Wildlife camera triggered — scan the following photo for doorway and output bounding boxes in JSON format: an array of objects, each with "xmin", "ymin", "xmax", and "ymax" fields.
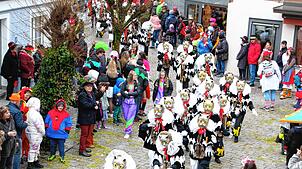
[
  {"xmin": 248, "ymin": 18, "xmax": 283, "ymax": 60},
  {"xmin": 295, "ymin": 26, "xmax": 302, "ymax": 65}
]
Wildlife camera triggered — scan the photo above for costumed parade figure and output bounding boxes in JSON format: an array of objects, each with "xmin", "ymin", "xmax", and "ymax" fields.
[
  {"xmin": 103, "ymin": 149, "xmax": 136, "ymax": 169},
  {"xmin": 216, "ymin": 94, "xmax": 232, "ymax": 136},
  {"xmin": 175, "ymin": 41, "xmax": 196, "ymax": 91},
  {"xmin": 174, "ymin": 89, "xmax": 193, "ymax": 151},
  {"xmin": 188, "ymin": 98, "xmax": 222, "ymax": 169},
  {"xmin": 152, "ymin": 130, "xmax": 185, "ymax": 169},
  {"xmin": 229, "ymin": 80, "xmax": 258, "ymax": 142},
  {"xmin": 195, "ymin": 53, "xmax": 216, "ymax": 78},
  {"xmin": 157, "ymin": 40, "xmax": 174, "ymax": 76},
  {"xmin": 196, "ymin": 78, "xmax": 220, "ymax": 101},
  {"xmin": 219, "ymin": 72, "xmax": 237, "ymax": 96}
]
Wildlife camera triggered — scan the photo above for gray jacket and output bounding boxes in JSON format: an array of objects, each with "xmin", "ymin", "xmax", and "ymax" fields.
[
  {"xmin": 216, "ymin": 38, "xmax": 229, "ymax": 61},
  {"xmin": 236, "ymin": 43, "xmax": 249, "ymax": 69},
  {"xmin": 288, "ymin": 154, "xmax": 302, "ymax": 169}
]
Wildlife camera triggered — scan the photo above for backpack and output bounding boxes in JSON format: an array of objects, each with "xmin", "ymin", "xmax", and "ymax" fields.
[{"xmin": 262, "ymin": 61, "xmax": 275, "ymax": 78}]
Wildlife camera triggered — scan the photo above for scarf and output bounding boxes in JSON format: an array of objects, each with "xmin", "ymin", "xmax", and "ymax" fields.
[
  {"xmin": 238, "ymin": 91, "xmax": 243, "ymax": 103},
  {"xmin": 154, "ymin": 118, "xmax": 165, "ymax": 132},
  {"xmin": 205, "ymin": 62, "xmax": 211, "ymax": 76},
  {"xmin": 224, "ymin": 82, "xmax": 230, "ymax": 93},
  {"xmin": 219, "ymin": 108, "xmax": 224, "ymax": 121}
]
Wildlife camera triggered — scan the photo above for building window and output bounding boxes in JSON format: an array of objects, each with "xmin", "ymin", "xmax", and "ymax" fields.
[{"xmin": 31, "ymin": 16, "xmax": 44, "ymax": 46}]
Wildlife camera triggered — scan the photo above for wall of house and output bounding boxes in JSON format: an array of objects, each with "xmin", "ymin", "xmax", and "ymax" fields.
[
  {"xmin": 164, "ymin": 0, "xmax": 186, "ymax": 16},
  {"xmin": 226, "ymin": 0, "xmax": 295, "ymax": 75}
]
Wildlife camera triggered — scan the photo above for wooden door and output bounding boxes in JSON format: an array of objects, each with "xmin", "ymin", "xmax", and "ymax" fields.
[{"xmin": 296, "ymin": 27, "xmax": 302, "ymax": 65}]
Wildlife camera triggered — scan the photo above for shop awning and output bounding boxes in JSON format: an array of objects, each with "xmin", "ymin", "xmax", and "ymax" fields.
[
  {"xmin": 274, "ymin": 4, "xmax": 302, "ymax": 26},
  {"xmin": 273, "ymin": 4, "xmax": 302, "ymax": 17}
]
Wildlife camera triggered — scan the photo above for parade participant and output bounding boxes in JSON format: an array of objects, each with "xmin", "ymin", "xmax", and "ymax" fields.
[
  {"xmin": 229, "ymin": 80, "xmax": 258, "ymax": 142},
  {"xmin": 275, "ymin": 123, "xmax": 290, "ymax": 155},
  {"xmin": 281, "ymin": 47, "xmax": 296, "ymax": 99},
  {"xmin": 152, "ymin": 130, "xmax": 185, "ymax": 169},
  {"xmin": 195, "ymin": 53, "xmax": 216, "ymax": 78},
  {"xmin": 152, "ymin": 70, "xmax": 173, "ymax": 104},
  {"xmin": 25, "ymin": 97, "xmax": 45, "ymax": 169},
  {"xmin": 121, "ymin": 71, "xmax": 140, "ymax": 139},
  {"xmin": 103, "ymin": 149, "xmax": 136, "ymax": 169},
  {"xmin": 174, "ymin": 89, "xmax": 193, "ymax": 151},
  {"xmin": 157, "ymin": 38, "xmax": 173, "ymax": 76},
  {"xmin": 188, "ymin": 98, "xmax": 221, "ymax": 169},
  {"xmin": 45, "ymin": 99, "xmax": 72, "ymax": 164},
  {"xmin": 219, "ymin": 72, "xmax": 237, "ymax": 96},
  {"xmin": 236, "ymin": 36, "xmax": 249, "ymax": 80},
  {"xmin": 294, "ymin": 67, "xmax": 302, "ymax": 109},
  {"xmin": 191, "ymin": 70, "xmax": 208, "ymax": 93},
  {"xmin": 216, "ymin": 94, "xmax": 231, "ymax": 137},
  {"xmin": 257, "ymin": 53, "xmax": 281, "ymax": 111},
  {"xmin": 175, "ymin": 41, "xmax": 195, "ymax": 91},
  {"xmin": 197, "ymin": 78, "xmax": 220, "ymax": 100}
]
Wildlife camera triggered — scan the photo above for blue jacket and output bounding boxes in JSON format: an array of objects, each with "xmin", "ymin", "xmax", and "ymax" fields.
[
  {"xmin": 7, "ymin": 102, "xmax": 27, "ymax": 138},
  {"xmin": 197, "ymin": 39, "xmax": 213, "ymax": 55},
  {"xmin": 45, "ymin": 99, "xmax": 72, "ymax": 139},
  {"xmin": 165, "ymin": 14, "xmax": 177, "ymax": 32}
]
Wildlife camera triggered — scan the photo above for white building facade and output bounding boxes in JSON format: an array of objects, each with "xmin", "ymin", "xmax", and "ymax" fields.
[{"xmin": 226, "ymin": 0, "xmax": 301, "ymax": 75}]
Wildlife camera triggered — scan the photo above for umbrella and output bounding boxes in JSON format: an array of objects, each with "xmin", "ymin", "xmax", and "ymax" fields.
[
  {"xmin": 280, "ymin": 109, "xmax": 302, "ymax": 123},
  {"xmin": 95, "ymin": 41, "xmax": 109, "ymax": 51}
]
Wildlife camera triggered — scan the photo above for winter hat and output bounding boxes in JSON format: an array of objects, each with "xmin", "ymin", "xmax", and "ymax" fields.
[
  {"xmin": 136, "ymin": 58, "xmax": 144, "ymax": 66},
  {"xmin": 9, "ymin": 93, "xmax": 21, "ymax": 101},
  {"xmin": 210, "ymin": 18, "xmax": 216, "ymax": 23},
  {"xmin": 8, "ymin": 42, "xmax": 16, "ymax": 50},
  {"xmin": 240, "ymin": 36, "xmax": 248, "ymax": 43},
  {"xmin": 153, "ymin": 1, "xmax": 158, "ymax": 6},
  {"xmin": 169, "ymin": 10, "xmax": 174, "ymax": 15},
  {"xmin": 56, "ymin": 101, "xmax": 65, "ymax": 108},
  {"xmin": 219, "ymin": 31, "xmax": 225, "ymax": 39},
  {"xmin": 110, "ymin": 50, "xmax": 119, "ymax": 59},
  {"xmin": 173, "ymin": 6, "xmax": 178, "ymax": 11},
  {"xmin": 24, "ymin": 44, "xmax": 34, "ymax": 52}
]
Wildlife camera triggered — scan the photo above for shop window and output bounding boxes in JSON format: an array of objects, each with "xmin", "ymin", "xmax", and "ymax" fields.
[{"xmin": 187, "ymin": 4, "xmax": 199, "ymax": 23}]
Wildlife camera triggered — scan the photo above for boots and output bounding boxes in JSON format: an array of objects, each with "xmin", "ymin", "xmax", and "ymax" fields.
[
  {"xmin": 287, "ymin": 90, "xmax": 292, "ymax": 98},
  {"xmin": 280, "ymin": 89, "xmax": 287, "ymax": 99},
  {"xmin": 102, "ymin": 120, "xmax": 107, "ymax": 129},
  {"xmin": 27, "ymin": 162, "xmax": 34, "ymax": 169},
  {"xmin": 34, "ymin": 160, "xmax": 44, "ymax": 168}
]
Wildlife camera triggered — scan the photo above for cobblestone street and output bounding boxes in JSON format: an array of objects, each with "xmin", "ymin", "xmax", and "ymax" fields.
[{"xmin": 35, "ymin": 24, "xmax": 295, "ymax": 169}]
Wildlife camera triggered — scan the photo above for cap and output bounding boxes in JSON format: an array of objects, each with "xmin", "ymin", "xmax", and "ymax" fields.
[
  {"xmin": 56, "ymin": 101, "xmax": 65, "ymax": 107},
  {"xmin": 250, "ymin": 35, "xmax": 257, "ymax": 40},
  {"xmin": 9, "ymin": 93, "xmax": 21, "ymax": 101},
  {"xmin": 24, "ymin": 44, "xmax": 34, "ymax": 52},
  {"xmin": 188, "ymin": 15, "xmax": 194, "ymax": 20},
  {"xmin": 240, "ymin": 36, "xmax": 248, "ymax": 42},
  {"xmin": 8, "ymin": 42, "xmax": 16, "ymax": 50}
]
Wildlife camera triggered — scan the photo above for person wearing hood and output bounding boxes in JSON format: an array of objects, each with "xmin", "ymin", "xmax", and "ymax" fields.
[
  {"xmin": 45, "ymin": 99, "xmax": 72, "ymax": 164},
  {"xmin": 25, "ymin": 97, "xmax": 45, "ymax": 169},
  {"xmin": 197, "ymin": 33, "xmax": 213, "ymax": 55},
  {"xmin": 0, "ymin": 42, "xmax": 19, "ymax": 100},
  {"xmin": 113, "ymin": 77, "xmax": 125, "ymax": 125},
  {"xmin": 215, "ymin": 31, "xmax": 228, "ymax": 77}
]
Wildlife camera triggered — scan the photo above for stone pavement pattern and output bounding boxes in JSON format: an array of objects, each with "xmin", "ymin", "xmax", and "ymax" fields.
[{"xmin": 14, "ymin": 19, "xmax": 293, "ymax": 169}]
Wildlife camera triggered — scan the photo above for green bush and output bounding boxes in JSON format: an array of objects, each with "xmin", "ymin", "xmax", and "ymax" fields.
[{"xmin": 33, "ymin": 45, "xmax": 76, "ymax": 114}]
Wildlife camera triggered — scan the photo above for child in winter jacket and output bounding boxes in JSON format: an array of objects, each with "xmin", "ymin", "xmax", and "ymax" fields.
[
  {"xmin": 113, "ymin": 77, "xmax": 125, "ymax": 125},
  {"xmin": 45, "ymin": 99, "xmax": 72, "ymax": 163},
  {"xmin": 25, "ymin": 97, "xmax": 45, "ymax": 169}
]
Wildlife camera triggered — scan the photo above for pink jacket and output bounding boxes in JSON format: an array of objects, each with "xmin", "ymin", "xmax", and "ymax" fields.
[
  {"xmin": 150, "ymin": 15, "xmax": 161, "ymax": 30},
  {"xmin": 143, "ymin": 59, "xmax": 150, "ymax": 72}
]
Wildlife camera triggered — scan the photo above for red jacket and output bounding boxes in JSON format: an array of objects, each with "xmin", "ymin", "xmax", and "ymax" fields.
[
  {"xmin": 19, "ymin": 50, "xmax": 34, "ymax": 79},
  {"xmin": 247, "ymin": 42, "xmax": 261, "ymax": 65}
]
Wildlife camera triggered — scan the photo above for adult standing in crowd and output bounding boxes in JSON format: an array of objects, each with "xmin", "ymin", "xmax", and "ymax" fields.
[
  {"xmin": 19, "ymin": 45, "xmax": 35, "ymax": 88},
  {"xmin": 159, "ymin": 4, "xmax": 169, "ymax": 37},
  {"xmin": 286, "ymin": 124, "xmax": 302, "ymax": 166},
  {"xmin": 215, "ymin": 31, "xmax": 228, "ymax": 77},
  {"xmin": 1, "ymin": 42, "xmax": 19, "ymax": 100},
  {"xmin": 247, "ymin": 35, "xmax": 261, "ymax": 87},
  {"xmin": 7, "ymin": 93, "xmax": 28, "ymax": 169},
  {"xmin": 0, "ymin": 106, "xmax": 17, "ymax": 169},
  {"xmin": 77, "ymin": 81, "xmax": 98, "ymax": 157},
  {"xmin": 165, "ymin": 10, "xmax": 178, "ymax": 46},
  {"xmin": 277, "ymin": 40, "xmax": 288, "ymax": 90},
  {"xmin": 236, "ymin": 36, "xmax": 249, "ymax": 80},
  {"xmin": 280, "ymin": 47, "xmax": 296, "ymax": 100},
  {"xmin": 150, "ymin": 12, "xmax": 161, "ymax": 48},
  {"xmin": 121, "ymin": 71, "xmax": 140, "ymax": 139}
]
